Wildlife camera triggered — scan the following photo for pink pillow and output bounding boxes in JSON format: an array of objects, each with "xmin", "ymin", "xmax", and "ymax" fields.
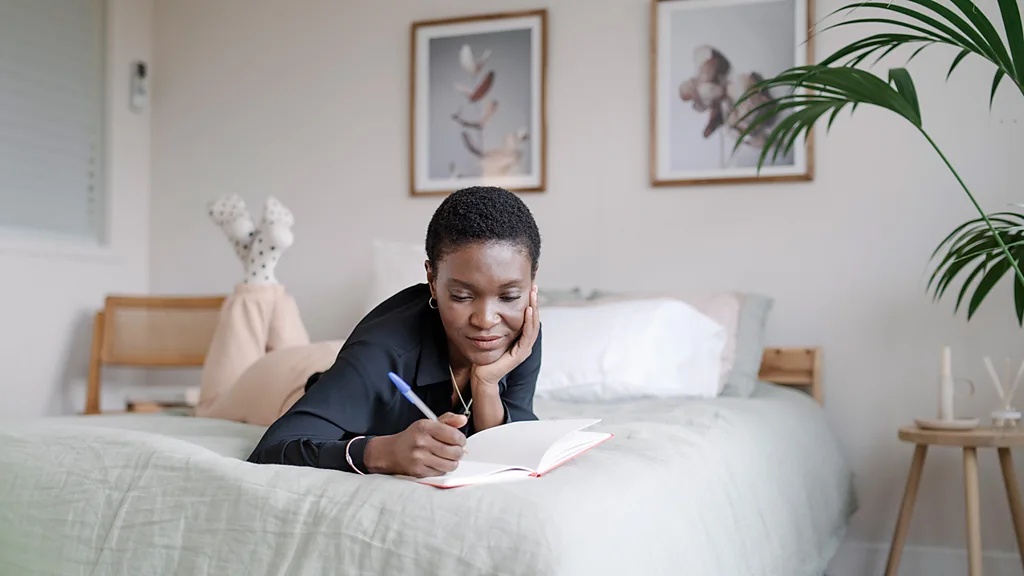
[{"xmin": 201, "ymin": 340, "xmax": 344, "ymax": 426}]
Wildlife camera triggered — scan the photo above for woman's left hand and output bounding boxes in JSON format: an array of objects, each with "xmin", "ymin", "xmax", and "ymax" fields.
[{"xmin": 471, "ymin": 284, "xmax": 540, "ymax": 388}]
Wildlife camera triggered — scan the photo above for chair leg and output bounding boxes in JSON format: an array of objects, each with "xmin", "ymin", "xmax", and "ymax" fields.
[
  {"xmin": 963, "ymin": 447, "xmax": 983, "ymax": 576},
  {"xmin": 997, "ymin": 448, "xmax": 1024, "ymax": 573},
  {"xmin": 885, "ymin": 444, "xmax": 928, "ymax": 576},
  {"xmin": 85, "ymin": 310, "xmax": 105, "ymax": 415}
]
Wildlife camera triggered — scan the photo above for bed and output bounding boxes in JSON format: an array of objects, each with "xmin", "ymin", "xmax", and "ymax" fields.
[{"xmin": 0, "ymin": 346, "xmax": 856, "ymax": 576}]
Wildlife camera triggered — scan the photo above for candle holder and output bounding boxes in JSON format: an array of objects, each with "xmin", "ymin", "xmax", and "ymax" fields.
[{"xmin": 916, "ymin": 345, "xmax": 979, "ymax": 431}]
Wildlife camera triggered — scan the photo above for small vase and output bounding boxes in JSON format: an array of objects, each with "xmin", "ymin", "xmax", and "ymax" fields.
[
  {"xmin": 983, "ymin": 356, "xmax": 1024, "ymax": 430},
  {"xmin": 992, "ymin": 405, "xmax": 1022, "ymax": 429}
]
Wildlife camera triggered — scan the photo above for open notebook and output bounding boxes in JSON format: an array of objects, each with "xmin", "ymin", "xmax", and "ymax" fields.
[{"xmin": 405, "ymin": 418, "xmax": 611, "ymax": 488}]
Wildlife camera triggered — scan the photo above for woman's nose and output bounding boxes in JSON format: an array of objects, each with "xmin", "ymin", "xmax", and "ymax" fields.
[{"xmin": 470, "ymin": 302, "xmax": 500, "ymax": 329}]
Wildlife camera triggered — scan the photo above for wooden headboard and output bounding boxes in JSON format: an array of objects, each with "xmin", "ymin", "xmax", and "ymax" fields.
[{"xmin": 758, "ymin": 347, "xmax": 822, "ymax": 404}]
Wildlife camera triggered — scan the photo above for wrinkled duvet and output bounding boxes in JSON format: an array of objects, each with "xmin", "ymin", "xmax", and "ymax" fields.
[{"xmin": 0, "ymin": 382, "xmax": 856, "ymax": 576}]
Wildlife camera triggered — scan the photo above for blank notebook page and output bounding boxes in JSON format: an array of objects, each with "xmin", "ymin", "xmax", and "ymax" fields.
[
  {"xmin": 465, "ymin": 418, "xmax": 601, "ymax": 470},
  {"xmin": 538, "ymin": 431, "xmax": 610, "ymax": 472}
]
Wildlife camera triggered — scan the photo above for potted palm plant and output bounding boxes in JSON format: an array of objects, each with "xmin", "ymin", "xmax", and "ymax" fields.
[{"xmin": 733, "ymin": 0, "xmax": 1024, "ymax": 324}]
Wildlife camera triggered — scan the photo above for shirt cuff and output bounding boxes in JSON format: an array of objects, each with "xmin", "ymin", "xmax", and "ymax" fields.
[{"xmin": 319, "ymin": 436, "xmax": 373, "ymax": 474}]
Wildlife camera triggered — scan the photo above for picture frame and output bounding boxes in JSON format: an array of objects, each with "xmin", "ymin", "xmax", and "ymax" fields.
[
  {"xmin": 410, "ymin": 9, "xmax": 547, "ymax": 196},
  {"xmin": 649, "ymin": 0, "xmax": 815, "ymax": 187}
]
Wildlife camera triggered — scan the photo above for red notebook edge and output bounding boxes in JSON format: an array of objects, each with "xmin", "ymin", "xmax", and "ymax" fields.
[{"xmin": 530, "ymin": 432, "xmax": 614, "ymax": 477}]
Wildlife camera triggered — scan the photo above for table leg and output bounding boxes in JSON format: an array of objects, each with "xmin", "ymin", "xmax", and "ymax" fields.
[
  {"xmin": 885, "ymin": 444, "xmax": 928, "ymax": 576},
  {"xmin": 997, "ymin": 448, "xmax": 1024, "ymax": 572},
  {"xmin": 963, "ymin": 446, "xmax": 983, "ymax": 576}
]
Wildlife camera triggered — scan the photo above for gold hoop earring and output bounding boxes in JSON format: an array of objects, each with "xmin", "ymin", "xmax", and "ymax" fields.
[{"xmin": 428, "ymin": 296, "xmax": 438, "ymax": 309}]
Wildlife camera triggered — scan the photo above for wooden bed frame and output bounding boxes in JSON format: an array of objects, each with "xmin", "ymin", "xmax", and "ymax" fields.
[
  {"xmin": 758, "ymin": 347, "xmax": 823, "ymax": 405},
  {"xmin": 86, "ymin": 296, "xmax": 227, "ymax": 414},
  {"xmin": 86, "ymin": 296, "xmax": 825, "ymax": 414}
]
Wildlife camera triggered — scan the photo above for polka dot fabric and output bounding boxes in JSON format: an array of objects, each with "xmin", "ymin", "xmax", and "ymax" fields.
[
  {"xmin": 261, "ymin": 196, "xmax": 294, "ymax": 229},
  {"xmin": 208, "ymin": 194, "xmax": 294, "ymax": 285},
  {"xmin": 208, "ymin": 193, "xmax": 257, "ymax": 263}
]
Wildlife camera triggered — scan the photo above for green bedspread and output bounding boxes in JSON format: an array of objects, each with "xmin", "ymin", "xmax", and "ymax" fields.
[{"xmin": 0, "ymin": 382, "xmax": 856, "ymax": 576}]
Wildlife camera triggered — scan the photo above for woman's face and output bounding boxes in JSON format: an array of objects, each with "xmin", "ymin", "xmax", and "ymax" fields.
[{"xmin": 427, "ymin": 241, "xmax": 534, "ymax": 369}]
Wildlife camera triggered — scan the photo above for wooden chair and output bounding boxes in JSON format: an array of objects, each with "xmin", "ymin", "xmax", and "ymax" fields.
[{"xmin": 85, "ymin": 295, "xmax": 226, "ymax": 414}]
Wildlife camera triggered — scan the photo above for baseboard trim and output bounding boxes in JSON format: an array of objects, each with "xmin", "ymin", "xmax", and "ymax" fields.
[{"xmin": 828, "ymin": 540, "xmax": 1021, "ymax": 576}]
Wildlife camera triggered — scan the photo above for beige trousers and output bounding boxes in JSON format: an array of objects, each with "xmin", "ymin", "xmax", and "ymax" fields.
[{"xmin": 197, "ymin": 284, "xmax": 343, "ymax": 426}]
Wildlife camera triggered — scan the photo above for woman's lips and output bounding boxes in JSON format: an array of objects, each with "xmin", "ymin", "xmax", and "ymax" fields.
[{"xmin": 467, "ymin": 335, "xmax": 505, "ymax": 351}]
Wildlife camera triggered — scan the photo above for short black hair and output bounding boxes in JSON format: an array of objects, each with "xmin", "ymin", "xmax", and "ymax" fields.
[{"xmin": 425, "ymin": 186, "xmax": 541, "ymax": 276}]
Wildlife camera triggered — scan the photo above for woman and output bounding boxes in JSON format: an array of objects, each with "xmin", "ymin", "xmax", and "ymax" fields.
[{"xmin": 246, "ymin": 186, "xmax": 543, "ymax": 478}]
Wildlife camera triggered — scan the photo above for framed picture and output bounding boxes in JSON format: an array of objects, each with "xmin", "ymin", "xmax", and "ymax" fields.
[
  {"xmin": 410, "ymin": 10, "xmax": 547, "ymax": 196},
  {"xmin": 650, "ymin": 0, "xmax": 815, "ymax": 186}
]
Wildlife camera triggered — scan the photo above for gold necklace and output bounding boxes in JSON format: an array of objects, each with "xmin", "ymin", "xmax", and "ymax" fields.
[{"xmin": 449, "ymin": 364, "xmax": 472, "ymax": 418}]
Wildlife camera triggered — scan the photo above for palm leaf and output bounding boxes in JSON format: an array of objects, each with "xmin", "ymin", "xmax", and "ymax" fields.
[
  {"xmin": 991, "ymin": 69, "xmax": 1006, "ymax": 107},
  {"xmin": 969, "ymin": 257, "xmax": 1012, "ymax": 318},
  {"xmin": 888, "ymin": 68, "xmax": 921, "ymax": 116},
  {"xmin": 822, "ymin": 2, "xmax": 983, "ymax": 57},
  {"xmin": 930, "ymin": 212, "xmax": 1024, "ymax": 259},
  {"xmin": 1015, "ymin": 261, "xmax": 1024, "ymax": 325},
  {"xmin": 929, "ymin": 214, "xmax": 1023, "ymax": 269},
  {"xmin": 927, "ymin": 209, "xmax": 1024, "ymax": 324},
  {"xmin": 998, "ymin": 0, "xmax": 1024, "ymax": 81},
  {"xmin": 933, "ymin": 236, "xmax": 997, "ymax": 299},
  {"xmin": 818, "ymin": 0, "xmax": 1022, "ymax": 97},
  {"xmin": 728, "ymin": 0, "xmax": 1024, "ymax": 324},
  {"xmin": 947, "ymin": 48, "xmax": 972, "ymax": 79},
  {"xmin": 948, "ymin": 0, "xmax": 1013, "ymax": 68},
  {"xmin": 732, "ymin": 66, "xmax": 924, "ymax": 155},
  {"xmin": 955, "ymin": 253, "xmax": 993, "ymax": 313}
]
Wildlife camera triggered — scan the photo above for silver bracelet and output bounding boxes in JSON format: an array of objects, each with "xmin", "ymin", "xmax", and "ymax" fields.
[{"xmin": 345, "ymin": 436, "xmax": 367, "ymax": 475}]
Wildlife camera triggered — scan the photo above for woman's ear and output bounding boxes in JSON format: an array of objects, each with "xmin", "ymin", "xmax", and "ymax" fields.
[{"xmin": 424, "ymin": 260, "xmax": 435, "ymax": 295}]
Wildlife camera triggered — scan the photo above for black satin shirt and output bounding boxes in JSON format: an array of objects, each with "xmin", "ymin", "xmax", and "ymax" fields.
[{"xmin": 246, "ymin": 283, "xmax": 542, "ymax": 474}]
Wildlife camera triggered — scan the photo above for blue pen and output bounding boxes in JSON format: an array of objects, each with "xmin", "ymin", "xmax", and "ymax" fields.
[{"xmin": 388, "ymin": 372, "xmax": 439, "ymax": 422}]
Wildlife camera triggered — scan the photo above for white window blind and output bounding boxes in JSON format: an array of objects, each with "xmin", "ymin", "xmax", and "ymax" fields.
[{"xmin": 0, "ymin": 0, "xmax": 106, "ymax": 243}]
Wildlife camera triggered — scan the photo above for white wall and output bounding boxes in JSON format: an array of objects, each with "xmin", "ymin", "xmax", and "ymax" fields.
[
  {"xmin": 149, "ymin": 0, "xmax": 1024, "ymax": 568},
  {"xmin": 0, "ymin": 0, "xmax": 153, "ymax": 419}
]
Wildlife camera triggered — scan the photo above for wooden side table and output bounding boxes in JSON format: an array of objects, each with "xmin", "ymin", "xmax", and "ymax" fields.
[{"xmin": 885, "ymin": 426, "xmax": 1024, "ymax": 575}]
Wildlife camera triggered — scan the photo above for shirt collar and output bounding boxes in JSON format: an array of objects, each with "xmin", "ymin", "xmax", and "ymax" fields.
[{"xmin": 414, "ymin": 305, "xmax": 453, "ymax": 387}]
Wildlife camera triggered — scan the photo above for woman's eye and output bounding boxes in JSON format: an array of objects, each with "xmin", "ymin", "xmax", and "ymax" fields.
[
  {"xmin": 500, "ymin": 295, "xmax": 522, "ymax": 302},
  {"xmin": 449, "ymin": 294, "xmax": 472, "ymax": 302}
]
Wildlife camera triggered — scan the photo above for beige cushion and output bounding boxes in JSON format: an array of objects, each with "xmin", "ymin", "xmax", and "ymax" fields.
[
  {"xmin": 365, "ymin": 238, "xmax": 426, "ymax": 315},
  {"xmin": 201, "ymin": 339, "xmax": 344, "ymax": 426}
]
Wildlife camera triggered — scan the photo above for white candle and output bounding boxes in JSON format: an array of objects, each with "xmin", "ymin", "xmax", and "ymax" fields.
[{"xmin": 940, "ymin": 345, "xmax": 954, "ymax": 420}]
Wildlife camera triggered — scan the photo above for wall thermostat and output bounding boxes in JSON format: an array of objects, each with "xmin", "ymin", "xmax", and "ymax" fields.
[{"xmin": 130, "ymin": 61, "xmax": 149, "ymax": 113}]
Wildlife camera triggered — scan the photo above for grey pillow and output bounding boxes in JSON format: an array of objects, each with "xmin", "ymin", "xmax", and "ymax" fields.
[
  {"xmin": 720, "ymin": 293, "xmax": 774, "ymax": 397},
  {"xmin": 537, "ymin": 287, "xmax": 588, "ymax": 305}
]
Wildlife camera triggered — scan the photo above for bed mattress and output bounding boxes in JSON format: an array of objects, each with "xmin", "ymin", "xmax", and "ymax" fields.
[{"xmin": 0, "ymin": 382, "xmax": 856, "ymax": 576}]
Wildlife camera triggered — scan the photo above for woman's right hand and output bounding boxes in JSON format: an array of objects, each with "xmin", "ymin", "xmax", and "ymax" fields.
[{"xmin": 363, "ymin": 413, "xmax": 468, "ymax": 477}]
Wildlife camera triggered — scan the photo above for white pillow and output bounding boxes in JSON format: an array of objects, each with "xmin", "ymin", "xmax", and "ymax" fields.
[
  {"xmin": 585, "ymin": 290, "xmax": 772, "ymax": 397},
  {"xmin": 365, "ymin": 238, "xmax": 427, "ymax": 314},
  {"xmin": 535, "ymin": 298, "xmax": 727, "ymax": 402}
]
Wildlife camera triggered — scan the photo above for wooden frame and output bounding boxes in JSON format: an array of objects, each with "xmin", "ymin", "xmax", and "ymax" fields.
[
  {"xmin": 758, "ymin": 346, "xmax": 823, "ymax": 404},
  {"xmin": 84, "ymin": 296, "xmax": 823, "ymax": 413},
  {"xmin": 649, "ymin": 0, "xmax": 815, "ymax": 187},
  {"xmin": 85, "ymin": 295, "xmax": 226, "ymax": 415},
  {"xmin": 409, "ymin": 9, "xmax": 548, "ymax": 196}
]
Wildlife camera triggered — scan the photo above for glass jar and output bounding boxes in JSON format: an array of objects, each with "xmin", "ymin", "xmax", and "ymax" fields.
[{"xmin": 992, "ymin": 408, "xmax": 1022, "ymax": 429}]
